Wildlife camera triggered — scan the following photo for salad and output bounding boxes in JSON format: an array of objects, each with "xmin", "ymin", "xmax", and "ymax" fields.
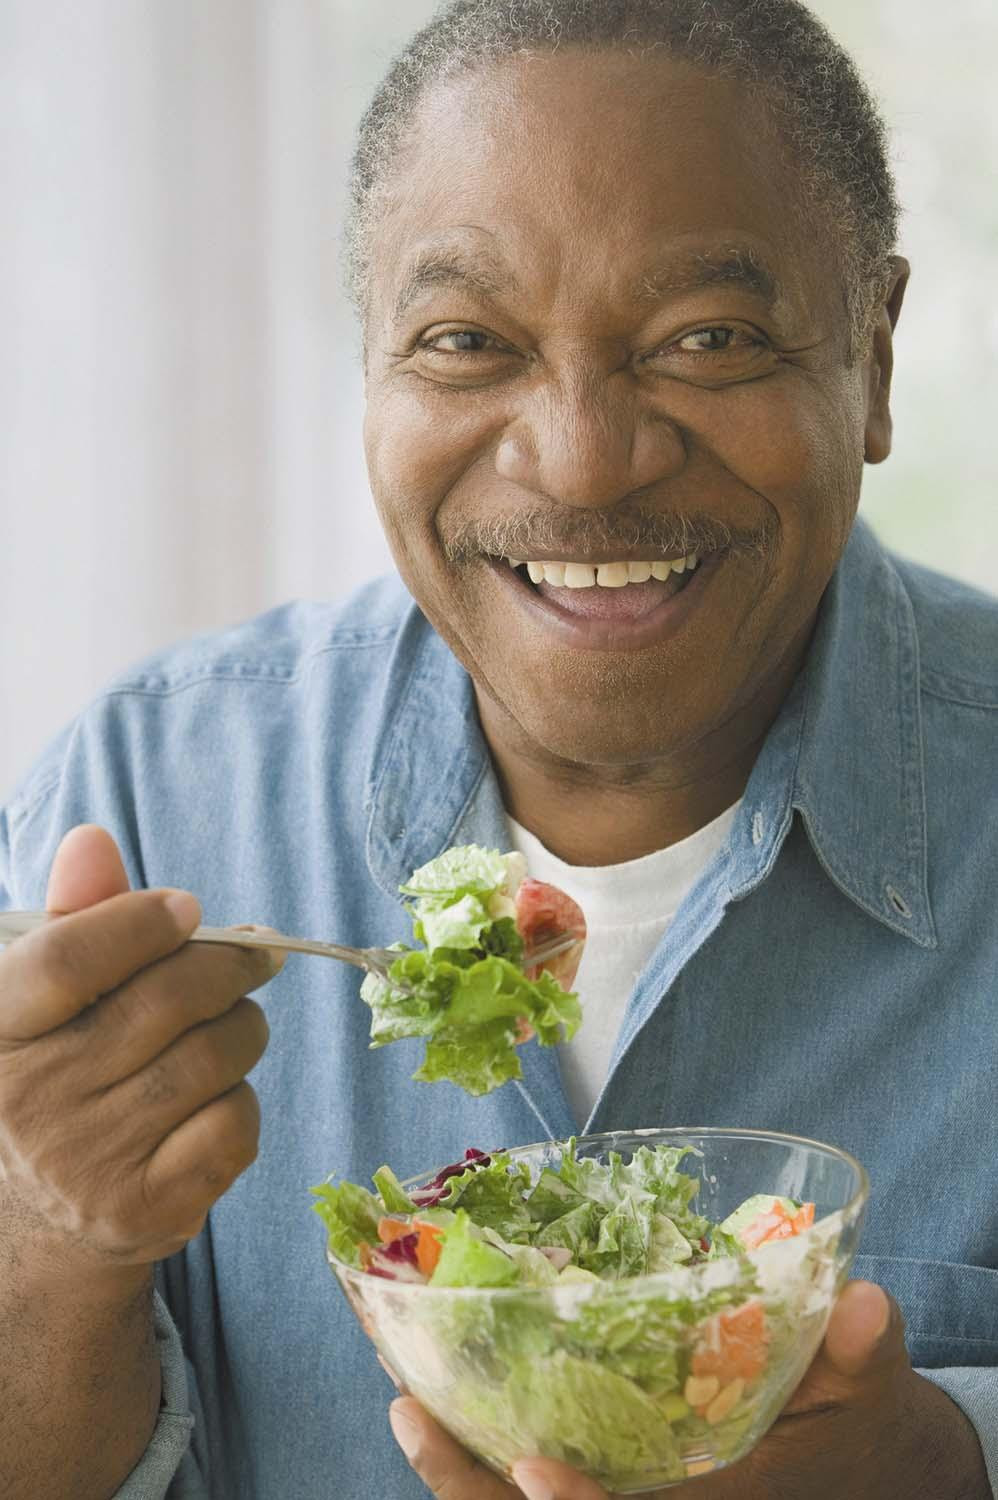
[
  {"xmin": 314, "ymin": 1140, "xmax": 820, "ymax": 1484},
  {"xmin": 360, "ymin": 844, "xmax": 586, "ymax": 1095}
]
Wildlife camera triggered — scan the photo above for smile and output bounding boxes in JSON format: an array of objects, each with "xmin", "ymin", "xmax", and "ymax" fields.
[{"xmin": 489, "ymin": 550, "xmax": 720, "ymax": 651}]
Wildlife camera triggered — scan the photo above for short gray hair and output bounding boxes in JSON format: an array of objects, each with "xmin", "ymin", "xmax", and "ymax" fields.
[{"xmin": 346, "ymin": 0, "xmax": 901, "ymax": 360}]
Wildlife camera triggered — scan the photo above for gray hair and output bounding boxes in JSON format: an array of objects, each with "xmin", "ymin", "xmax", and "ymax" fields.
[{"xmin": 345, "ymin": 0, "xmax": 901, "ymax": 360}]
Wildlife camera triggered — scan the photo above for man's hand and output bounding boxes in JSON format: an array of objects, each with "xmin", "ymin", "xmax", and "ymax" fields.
[
  {"xmin": 0, "ymin": 822, "xmax": 284, "ymax": 1281},
  {"xmin": 388, "ymin": 1280, "xmax": 991, "ymax": 1500}
]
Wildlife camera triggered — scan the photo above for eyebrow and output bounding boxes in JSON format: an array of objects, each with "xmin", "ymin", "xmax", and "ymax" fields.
[
  {"xmin": 390, "ymin": 241, "xmax": 781, "ymax": 324},
  {"xmin": 635, "ymin": 247, "xmax": 781, "ymax": 306},
  {"xmin": 391, "ymin": 248, "xmax": 518, "ymax": 324}
]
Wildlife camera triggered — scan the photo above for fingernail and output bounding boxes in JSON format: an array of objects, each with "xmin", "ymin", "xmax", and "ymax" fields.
[
  {"xmin": 512, "ymin": 1467, "xmax": 557, "ymax": 1500},
  {"xmin": 389, "ymin": 1403, "xmax": 422, "ymax": 1462},
  {"xmin": 164, "ymin": 890, "xmax": 201, "ymax": 932}
]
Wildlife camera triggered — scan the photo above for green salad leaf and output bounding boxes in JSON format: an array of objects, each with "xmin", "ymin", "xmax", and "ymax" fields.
[
  {"xmin": 460, "ymin": 1349, "xmax": 686, "ymax": 1487},
  {"xmin": 357, "ymin": 844, "xmax": 581, "ymax": 1096},
  {"xmin": 363, "ymin": 947, "xmax": 581, "ymax": 1097},
  {"xmin": 310, "ymin": 1180, "xmax": 381, "ymax": 1268},
  {"xmin": 432, "ymin": 1152, "xmax": 534, "ymax": 1239},
  {"xmin": 399, "ymin": 845, "xmax": 512, "ymax": 901},
  {"xmin": 372, "ymin": 1164, "xmax": 416, "ymax": 1215},
  {"xmin": 430, "ymin": 1210, "xmax": 520, "ymax": 1288}
]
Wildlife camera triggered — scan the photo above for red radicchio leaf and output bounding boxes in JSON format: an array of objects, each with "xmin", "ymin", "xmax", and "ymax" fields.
[{"xmin": 409, "ymin": 1147, "xmax": 494, "ymax": 1208}]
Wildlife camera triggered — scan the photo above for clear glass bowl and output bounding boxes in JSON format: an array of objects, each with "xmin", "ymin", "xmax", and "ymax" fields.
[{"xmin": 326, "ymin": 1127, "xmax": 869, "ymax": 1492}]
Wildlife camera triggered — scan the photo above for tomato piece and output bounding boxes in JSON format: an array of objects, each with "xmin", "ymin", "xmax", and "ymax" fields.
[
  {"xmin": 739, "ymin": 1199, "xmax": 816, "ymax": 1248},
  {"xmin": 514, "ymin": 878, "xmax": 587, "ymax": 989},
  {"xmin": 692, "ymin": 1299, "xmax": 769, "ymax": 1384},
  {"xmin": 413, "ymin": 1219, "xmax": 445, "ymax": 1277},
  {"xmin": 376, "ymin": 1217, "xmax": 412, "ymax": 1246}
]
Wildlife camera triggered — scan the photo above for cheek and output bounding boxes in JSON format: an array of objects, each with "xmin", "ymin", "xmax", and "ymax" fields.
[
  {"xmin": 364, "ymin": 384, "xmax": 500, "ymax": 527},
  {"xmin": 713, "ymin": 375, "xmax": 864, "ymax": 503}
]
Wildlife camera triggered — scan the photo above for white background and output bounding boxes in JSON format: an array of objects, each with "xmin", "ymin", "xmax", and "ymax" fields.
[{"xmin": 2, "ymin": 0, "xmax": 996, "ymax": 798}]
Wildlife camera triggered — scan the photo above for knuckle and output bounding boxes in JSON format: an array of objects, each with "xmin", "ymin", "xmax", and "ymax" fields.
[
  {"xmin": 34, "ymin": 926, "xmax": 97, "ymax": 1007},
  {"xmin": 138, "ymin": 1059, "xmax": 180, "ymax": 1106}
]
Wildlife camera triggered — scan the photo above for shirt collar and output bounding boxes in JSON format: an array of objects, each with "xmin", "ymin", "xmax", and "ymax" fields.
[
  {"xmin": 729, "ymin": 517, "xmax": 937, "ymax": 948},
  {"xmin": 365, "ymin": 517, "xmax": 936, "ymax": 948}
]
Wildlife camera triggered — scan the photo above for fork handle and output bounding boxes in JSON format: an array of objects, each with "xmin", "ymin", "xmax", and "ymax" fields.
[{"xmin": 0, "ymin": 912, "xmax": 373, "ymax": 971}]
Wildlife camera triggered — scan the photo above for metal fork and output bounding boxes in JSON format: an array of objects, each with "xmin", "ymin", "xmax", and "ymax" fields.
[{"xmin": 0, "ymin": 911, "xmax": 579, "ymax": 989}]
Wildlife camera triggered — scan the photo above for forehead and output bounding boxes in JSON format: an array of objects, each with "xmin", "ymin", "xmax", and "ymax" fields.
[{"xmin": 374, "ymin": 49, "xmax": 826, "ymax": 324}]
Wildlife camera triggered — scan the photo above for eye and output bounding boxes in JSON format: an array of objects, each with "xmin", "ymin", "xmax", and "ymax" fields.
[
  {"xmin": 417, "ymin": 328, "xmax": 505, "ymax": 356},
  {"xmin": 676, "ymin": 326, "xmax": 753, "ymax": 354}
]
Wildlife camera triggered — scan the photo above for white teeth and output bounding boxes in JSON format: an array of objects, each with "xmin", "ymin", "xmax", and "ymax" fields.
[
  {"xmin": 513, "ymin": 554, "xmax": 700, "ymax": 587},
  {"xmin": 508, "ymin": 557, "xmax": 523, "ymax": 569}
]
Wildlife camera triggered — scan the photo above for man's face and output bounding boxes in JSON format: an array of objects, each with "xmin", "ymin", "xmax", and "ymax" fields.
[{"xmin": 363, "ymin": 50, "xmax": 892, "ymax": 771}]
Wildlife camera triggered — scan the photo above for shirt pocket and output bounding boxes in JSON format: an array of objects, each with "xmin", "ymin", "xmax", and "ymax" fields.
[{"xmin": 851, "ymin": 1254, "xmax": 998, "ymax": 1370}]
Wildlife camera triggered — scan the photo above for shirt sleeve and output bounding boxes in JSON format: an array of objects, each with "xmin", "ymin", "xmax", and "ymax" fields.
[
  {"xmin": 112, "ymin": 1291, "xmax": 207, "ymax": 1499},
  {"xmin": 917, "ymin": 1366, "xmax": 998, "ymax": 1499}
]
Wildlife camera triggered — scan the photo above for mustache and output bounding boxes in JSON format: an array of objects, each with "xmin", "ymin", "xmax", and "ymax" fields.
[{"xmin": 442, "ymin": 506, "xmax": 778, "ymax": 563}]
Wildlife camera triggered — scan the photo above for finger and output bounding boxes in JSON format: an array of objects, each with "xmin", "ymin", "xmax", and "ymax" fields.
[
  {"xmin": 45, "ymin": 824, "xmax": 131, "ymax": 910},
  {"xmin": 822, "ymin": 1280, "xmax": 899, "ymax": 1379},
  {"xmin": 0, "ymin": 888, "xmax": 202, "ymax": 1040},
  {"xmin": 110, "ymin": 995, "xmax": 270, "ymax": 1146},
  {"xmin": 61, "ymin": 939, "xmax": 282, "ymax": 1086},
  {"xmin": 782, "ymin": 1280, "xmax": 903, "ymax": 1415},
  {"xmin": 512, "ymin": 1457, "xmax": 609, "ymax": 1500},
  {"xmin": 388, "ymin": 1398, "xmax": 511, "ymax": 1499},
  {"xmin": 141, "ymin": 1079, "xmax": 262, "ymax": 1228}
]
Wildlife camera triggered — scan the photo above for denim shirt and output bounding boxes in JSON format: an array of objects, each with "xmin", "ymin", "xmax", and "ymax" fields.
[{"xmin": 2, "ymin": 517, "xmax": 997, "ymax": 1499}]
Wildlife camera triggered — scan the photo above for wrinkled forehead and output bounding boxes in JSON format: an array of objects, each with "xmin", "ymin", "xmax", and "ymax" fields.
[{"xmin": 369, "ymin": 49, "xmax": 831, "ymax": 329}]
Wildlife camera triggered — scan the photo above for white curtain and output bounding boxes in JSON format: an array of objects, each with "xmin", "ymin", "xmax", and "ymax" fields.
[{"xmin": 2, "ymin": 0, "xmax": 996, "ymax": 797}]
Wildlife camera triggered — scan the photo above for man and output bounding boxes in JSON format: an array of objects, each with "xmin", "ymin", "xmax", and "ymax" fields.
[{"xmin": 1, "ymin": 1, "xmax": 996, "ymax": 1496}]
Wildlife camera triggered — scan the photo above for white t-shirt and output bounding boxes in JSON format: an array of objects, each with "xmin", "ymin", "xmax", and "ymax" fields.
[{"xmin": 505, "ymin": 801, "xmax": 741, "ymax": 1127}]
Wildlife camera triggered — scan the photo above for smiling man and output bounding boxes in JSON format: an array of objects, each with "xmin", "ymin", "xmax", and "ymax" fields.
[{"xmin": 1, "ymin": 2, "xmax": 997, "ymax": 1499}]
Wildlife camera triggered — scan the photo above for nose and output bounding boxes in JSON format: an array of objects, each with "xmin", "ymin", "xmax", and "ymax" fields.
[{"xmin": 494, "ymin": 365, "xmax": 686, "ymax": 507}]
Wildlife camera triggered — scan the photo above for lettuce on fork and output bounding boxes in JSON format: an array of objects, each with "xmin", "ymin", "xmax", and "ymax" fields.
[{"xmin": 359, "ymin": 844, "xmax": 585, "ymax": 1095}]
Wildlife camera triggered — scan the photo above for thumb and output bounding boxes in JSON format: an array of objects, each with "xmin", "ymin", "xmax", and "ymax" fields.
[
  {"xmin": 822, "ymin": 1280, "xmax": 896, "ymax": 1379},
  {"xmin": 785, "ymin": 1279, "xmax": 901, "ymax": 1418},
  {"xmin": 46, "ymin": 824, "xmax": 132, "ymax": 913}
]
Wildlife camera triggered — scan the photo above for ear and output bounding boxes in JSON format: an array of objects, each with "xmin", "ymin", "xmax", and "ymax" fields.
[{"xmin": 864, "ymin": 256, "xmax": 910, "ymax": 465}]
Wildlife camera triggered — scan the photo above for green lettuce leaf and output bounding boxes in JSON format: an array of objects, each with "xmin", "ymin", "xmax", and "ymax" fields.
[
  {"xmin": 367, "ymin": 950, "xmax": 580, "ymax": 1097},
  {"xmin": 432, "ymin": 1152, "xmax": 533, "ymax": 1239},
  {"xmin": 372, "ymin": 1164, "xmax": 416, "ymax": 1215},
  {"xmin": 525, "ymin": 1166, "xmax": 589, "ymax": 1226},
  {"xmin": 462, "ymin": 1349, "xmax": 685, "ymax": 1487},
  {"xmin": 310, "ymin": 1180, "xmax": 381, "ymax": 1267},
  {"xmin": 415, "ymin": 1029, "xmax": 525, "ymax": 1095},
  {"xmin": 400, "ymin": 845, "xmax": 510, "ymax": 901},
  {"xmin": 533, "ymin": 1200, "xmax": 601, "ymax": 1259},
  {"xmin": 429, "ymin": 1210, "xmax": 521, "ymax": 1288},
  {"xmin": 413, "ymin": 892, "xmax": 492, "ymax": 952}
]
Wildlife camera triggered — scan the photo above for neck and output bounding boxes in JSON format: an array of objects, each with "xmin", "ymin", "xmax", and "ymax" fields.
[{"xmin": 476, "ymin": 645, "xmax": 810, "ymax": 867}]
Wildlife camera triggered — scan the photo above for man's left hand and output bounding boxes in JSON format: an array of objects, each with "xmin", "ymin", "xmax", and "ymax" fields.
[{"xmin": 388, "ymin": 1280, "xmax": 991, "ymax": 1499}]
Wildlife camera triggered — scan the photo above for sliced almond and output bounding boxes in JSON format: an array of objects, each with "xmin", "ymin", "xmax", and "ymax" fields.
[
  {"xmin": 683, "ymin": 1374, "xmax": 721, "ymax": 1407},
  {"xmin": 705, "ymin": 1377, "xmax": 746, "ymax": 1425}
]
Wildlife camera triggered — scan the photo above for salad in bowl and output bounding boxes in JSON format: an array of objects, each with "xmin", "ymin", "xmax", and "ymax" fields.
[{"xmin": 314, "ymin": 1128, "xmax": 869, "ymax": 1491}]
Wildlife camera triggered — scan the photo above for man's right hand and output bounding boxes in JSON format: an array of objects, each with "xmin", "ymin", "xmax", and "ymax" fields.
[{"xmin": 0, "ymin": 822, "xmax": 284, "ymax": 1277}]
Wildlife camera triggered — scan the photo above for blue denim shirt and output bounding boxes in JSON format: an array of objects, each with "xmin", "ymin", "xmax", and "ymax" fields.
[{"xmin": 3, "ymin": 517, "xmax": 998, "ymax": 1498}]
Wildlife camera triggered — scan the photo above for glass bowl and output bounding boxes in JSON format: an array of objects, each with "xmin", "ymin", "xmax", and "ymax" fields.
[{"xmin": 326, "ymin": 1127, "xmax": 869, "ymax": 1492}]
